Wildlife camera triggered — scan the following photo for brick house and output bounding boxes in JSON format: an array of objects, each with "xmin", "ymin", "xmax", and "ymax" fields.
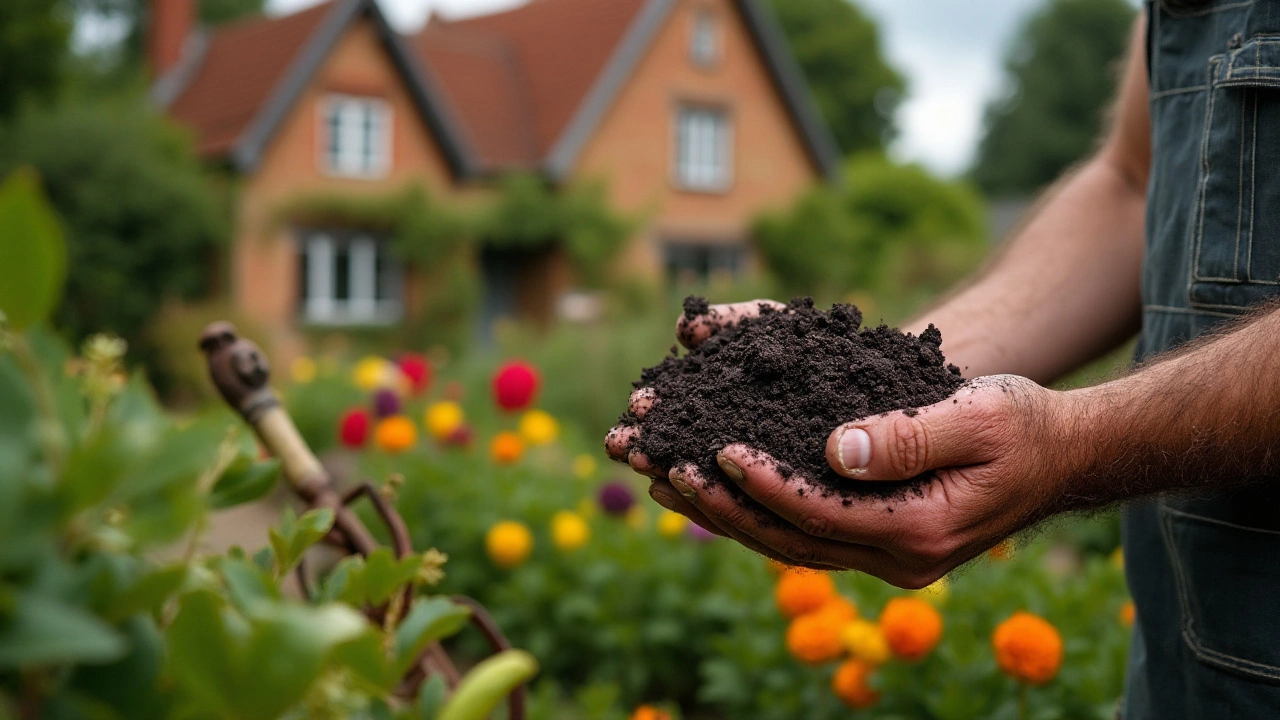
[{"xmin": 151, "ymin": 0, "xmax": 837, "ymax": 352}]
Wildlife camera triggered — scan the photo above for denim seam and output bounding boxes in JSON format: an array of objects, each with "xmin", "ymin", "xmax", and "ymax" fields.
[
  {"xmin": 1151, "ymin": 84, "xmax": 1209, "ymax": 99},
  {"xmin": 1190, "ymin": 57, "xmax": 1221, "ymax": 290},
  {"xmin": 1159, "ymin": 504, "xmax": 1280, "ymax": 681},
  {"xmin": 1247, "ymin": 91, "xmax": 1257, "ymax": 281},
  {"xmin": 1233, "ymin": 87, "xmax": 1245, "ymax": 281},
  {"xmin": 1144, "ymin": 304, "xmax": 1240, "ymax": 318},
  {"xmin": 1160, "ymin": 0, "xmax": 1254, "ymax": 18}
]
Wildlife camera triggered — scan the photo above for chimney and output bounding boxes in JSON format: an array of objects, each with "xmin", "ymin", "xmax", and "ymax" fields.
[{"xmin": 148, "ymin": 0, "xmax": 194, "ymax": 78}]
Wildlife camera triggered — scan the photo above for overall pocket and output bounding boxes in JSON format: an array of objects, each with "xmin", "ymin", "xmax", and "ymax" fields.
[
  {"xmin": 1190, "ymin": 36, "xmax": 1280, "ymax": 310},
  {"xmin": 1159, "ymin": 501, "xmax": 1280, "ymax": 682}
]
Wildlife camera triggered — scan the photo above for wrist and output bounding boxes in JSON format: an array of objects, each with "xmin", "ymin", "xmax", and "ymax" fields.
[{"xmin": 1047, "ymin": 383, "xmax": 1124, "ymax": 511}]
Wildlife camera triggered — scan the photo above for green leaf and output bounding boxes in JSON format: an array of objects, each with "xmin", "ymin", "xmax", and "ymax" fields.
[
  {"xmin": 234, "ymin": 604, "xmax": 368, "ymax": 720},
  {"xmin": 393, "ymin": 597, "xmax": 471, "ymax": 678},
  {"xmin": 106, "ymin": 564, "xmax": 187, "ymax": 623},
  {"xmin": 0, "ymin": 168, "xmax": 66, "ymax": 330},
  {"xmin": 417, "ymin": 674, "xmax": 448, "ymax": 720},
  {"xmin": 436, "ymin": 649, "xmax": 538, "ymax": 720},
  {"xmin": 333, "ymin": 630, "xmax": 394, "ymax": 693},
  {"xmin": 363, "ymin": 548, "xmax": 422, "ymax": 606},
  {"xmin": 217, "ymin": 556, "xmax": 280, "ymax": 614},
  {"xmin": 209, "ymin": 458, "xmax": 280, "ymax": 510},
  {"xmin": 69, "ymin": 614, "xmax": 172, "ymax": 720},
  {"xmin": 316, "ymin": 555, "xmax": 365, "ymax": 605},
  {"xmin": 0, "ymin": 594, "xmax": 126, "ymax": 668},
  {"xmin": 268, "ymin": 507, "xmax": 334, "ymax": 577},
  {"xmin": 165, "ymin": 591, "xmax": 239, "ymax": 717}
]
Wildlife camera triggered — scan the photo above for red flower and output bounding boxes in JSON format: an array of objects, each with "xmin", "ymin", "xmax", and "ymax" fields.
[
  {"xmin": 338, "ymin": 408, "xmax": 370, "ymax": 448},
  {"xmin": 397, "ymin": 353, "xmax": 432, "ymax": 395},
  {"xmin": 493, "ymin": 361, "xmax": 540, "ymax": 411}
]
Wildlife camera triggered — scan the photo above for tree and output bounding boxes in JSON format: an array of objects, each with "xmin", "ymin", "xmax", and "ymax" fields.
[
  {"xmin": 766, "ymin": 0, "xmax": 905, "ymax": 154},
  {"xmin": 754, "ymin": 154, "xmax": 987, "ymax": 309},
  {"xmin": 0, "ymin": 0, "xmax": 71, "ymax": 118},
  {"xmin": 74, "ymin": 0, "xmax": 266, "ymax": 69},
  {"xmin": 971, "ymin": 0, "xmax": 1136, "ymax": 196},
  {"xmin": 0, "ymin": 95, "xmax": 227, "ymax": 352}
]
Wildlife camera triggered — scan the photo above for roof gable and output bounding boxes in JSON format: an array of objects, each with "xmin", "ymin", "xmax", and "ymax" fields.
[
  {"xmin": 416, "ymin": 0, "xmax": 839, "ymax": 181},
  {"xmin": 161, "ymin": 0, "xmax": 471, "ymax": 176}
]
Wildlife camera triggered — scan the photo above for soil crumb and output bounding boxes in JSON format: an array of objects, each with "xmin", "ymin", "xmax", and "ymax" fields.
[{"xmin": 618, "ymin": 297, "xmax": 964, "ymax": 501}]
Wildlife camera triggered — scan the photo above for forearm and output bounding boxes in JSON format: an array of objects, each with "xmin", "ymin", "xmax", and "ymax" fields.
[
  {"xmin": 904, "ymin": 155, "xmax": 1145, "ymax": 383},
  {"xmin": 1062, "ymin": 304, "xmax": 1280, "ymax": 507}
]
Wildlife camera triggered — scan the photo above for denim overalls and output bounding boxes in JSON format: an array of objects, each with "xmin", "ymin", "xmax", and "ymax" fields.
[{"xmin": 1123, "ymin": 1, "xmax": 1280, "ymax": 716}]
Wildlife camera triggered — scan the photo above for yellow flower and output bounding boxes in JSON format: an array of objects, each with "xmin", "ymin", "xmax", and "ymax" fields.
[
  {"xmin": 489, "ymin": 431, "xmax": 525, "ymax": 464},
  {"xmin": 879, "ymin": 597, "xmax": 943, "ymax": 661},
  {"xmin": 1110, "ymin": 546, "xmax": 1125, "ymax": 570},
  {"xmin": 992, "ymin": 611, "xmax": 1063, "ymax": 685},
  {"xmin": 551, "ymin": 511, "xmax": 590, "ymax": 551},
  {"xmin": 373, "ymin": 416, "xmax": 417, "ymax": 454},
  {"xmin": 485, "ymin": 521, "xmax": 533, "ymax": 568},
  {"xmin": 625, "ymin": 505, "xmax": 649, "ymax": 530},
  {"xmin": 424, "ymin": 401, "xmax": 465, "ymax": 440},
  {"xmin": 353, "ymin": 356, "xmax": 396, "ymax": 391},
  {"xmin": 915, "ymin": 576, "xmax": 950, "ymax": 605},
  {"xmin": 572, "ymin": 454, "xmax": 598, "ymax": 480},
  {"xmin": 656, "ymin": 511, "xmax": 688, "ymax": 538},
  {"xmin": 518, "ymin": 409, "xmax": 559, "ymax": 446},
  {"xmin": 841, "ymin": 618, "xmax": 890, "ymax": 665},
  {"xmin": 290, "ymin": 356, "xmax": 317, "ymax": 384}
]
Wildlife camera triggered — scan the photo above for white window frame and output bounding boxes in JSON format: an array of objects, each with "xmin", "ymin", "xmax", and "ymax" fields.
[
  {"xmin": 673, "ymin": 105, "xmax": 733, "ymax": 193},
  {"xmin": 689, "ymin": 9, "xmax": 720, "ymax": 68},
  {"xmin": 299, "ymin": 231, "xmax": 403, "ymax": 326},
  {"xmin": 317, "ymin": 95, "xmax": 393, "ymax": 179}
]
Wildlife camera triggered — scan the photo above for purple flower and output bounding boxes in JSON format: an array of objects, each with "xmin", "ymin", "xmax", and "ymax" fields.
[
  {"xmin": 598, "ymin": 482, "xmax": 635, "ymax": 516},
  {"xmin": 687, "ymin": 523, "xmax": 718, "ymax": 542},
  {"xmin": 373, "ymin": 388, "xmax": 401, "ymax": 418}
]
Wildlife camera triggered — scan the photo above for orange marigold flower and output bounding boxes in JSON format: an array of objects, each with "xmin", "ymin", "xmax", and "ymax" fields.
[
  {"xmin": 814, "ymin": 596, "xmax": 858, "ymax": 623},
  {"xmin": 879, "ymin": 597, "xmax": 943, "ymax": 661},
  {"xmin": 489, "ymin": 431, "xmax": 525, "ymax": 464},
  {"xmin": 786, "ymin": 610, "xmax": 845, "ymax": 664},
  {"xmin": 628, "ymin": 705, "xmax": 671, "ymax": 720},
  {"xmin": 1119, "ymin": 601, "xmax": 1136, "ymax": 626},
  {"xmin": 831, "ymin": 658, "xmax": 880, "ymax": 709},
  {"xmin": 992, "ymin": 611, "xmax": 1063, "ymax": 685},
  {"xmin": 989, "ymin": 538, "xmax": 1015, "ymax": 561},
  {"xmin": 373, "ymin": 416, "xmax": 417, "ymax": 454},
  {"xmin": 775, "ymin": 569, "xmax": 837, "ymax": 618}
]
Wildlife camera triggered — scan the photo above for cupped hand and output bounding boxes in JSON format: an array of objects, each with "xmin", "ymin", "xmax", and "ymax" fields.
[
  {"xmin": 604, "ymin": 299, "xmax": 787, "ymax": 543},
  {"xmin": 662, "ymin": 375, "xmax": 1079, "ymax": 587}
]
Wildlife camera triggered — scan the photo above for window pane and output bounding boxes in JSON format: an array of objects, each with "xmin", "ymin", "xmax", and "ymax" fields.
[
  {"xmin": 349, "ymin": 237, "xmax": 377, "ymax": 319},
  {"xmin": 333, "ymin": 242, "xmax": 350, "ymax": 303},
  {"xmin": 326, "ymin": 106, "xmax": 342, "ymax": 171},
  {"xmin": 305, "ymin": 234, "xmax": 335, "ymax": 320},
  {"xmin": 360, "ymin": 104, "xmax": 375, "ymax": 173}
]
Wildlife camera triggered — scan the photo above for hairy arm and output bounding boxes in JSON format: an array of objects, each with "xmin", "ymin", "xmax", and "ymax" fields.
[{"xmin": 905, "ymin": 16, "xmax": 1151, "ymax": 384}]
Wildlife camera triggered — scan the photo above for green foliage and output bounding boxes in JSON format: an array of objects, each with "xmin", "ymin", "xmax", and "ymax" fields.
[
  {"xmin": 0, "ymin": 250, "xmax": 533, "ymax": 717},
  {"xmin": 0, "ymin": 0, "xmax": 70, "ymax": 118},
  {"xmin": 766, "ymin": 0, "xmax": 905, "ymax": 153},
  {"xmin": 72, "ymin": 0, "xmax": 266, "ymax": 70},
  {"xmin": 0, "ymin": 169, "xmax": 66, "ymax": 331},
  {"xmin": 0, "ymin": 97, "xmax": 227, "ymax": 352},
  {"xmin": 474, "ymin": 174, "xmax": 635, "ymax": 285},
  {"xmin": 754, "ymin": 155, "xmax": 988, "ymax": 311},
  {"xmin": 971, "ymin": 0, "xmax": 1136, "ymax": 195}
]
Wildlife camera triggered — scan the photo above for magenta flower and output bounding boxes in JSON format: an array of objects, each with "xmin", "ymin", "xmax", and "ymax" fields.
[
  {"xmin": 373, "ymin": 388, "xmax": 401, "ymax": 418},
  {"xmin": 598, "ymin": 482, "xmax": 635, "ymax": 516}
]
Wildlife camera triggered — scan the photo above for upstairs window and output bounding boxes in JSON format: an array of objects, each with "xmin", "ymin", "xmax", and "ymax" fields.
[
  {"xmin": 298, "ymin": 230, "xmax": 402, "ymax": 325},
  {"xmin": 320, "ymin": 96, "xmax": 391, "ymax": 178},
  {"xmin": 674, "ymin": 106, "xmax": 731, "ymax": 192},
  {"xmin": 689, "ymin": 10, "xmax": 720, "ymax": 67}
]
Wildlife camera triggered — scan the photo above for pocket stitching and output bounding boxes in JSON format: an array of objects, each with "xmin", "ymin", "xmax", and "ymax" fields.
[
  {"xmin": 1160, "ymin": 0, "xmax": 1255, "ymax": 19},
  {"xmin": 1158, "ymin": 503, "xmax": 1280, "ymax": 681}
]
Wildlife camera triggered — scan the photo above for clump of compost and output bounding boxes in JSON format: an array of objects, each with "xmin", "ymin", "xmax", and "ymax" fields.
[{"xmin": 619, "ymin": 297, "xmax": 965, "ymax": 500}]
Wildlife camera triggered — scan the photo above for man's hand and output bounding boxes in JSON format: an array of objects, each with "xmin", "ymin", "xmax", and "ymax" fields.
[
  {"xmin": 663, "ymin": 376, "xmax": 1076, "ymax": 587},
  {"xmin": 604, "ymin": 300, "xmax": 786, "ymax": 542}
]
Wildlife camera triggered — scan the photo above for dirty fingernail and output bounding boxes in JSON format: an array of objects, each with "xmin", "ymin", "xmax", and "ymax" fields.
[
  {"xmin": 838, "ymin": 428, "xmax": 872, "ymax": 472},
  {"xmin": 717, "ymin": 452, "xmax": 744, "ymax": 482},
  {"xmin": 669, "ymin": 472, "xmax": 697, "ymax": 499},
  {"xmin": 649, "ymin": 486, "xmax": 677, "ymax": 510}
]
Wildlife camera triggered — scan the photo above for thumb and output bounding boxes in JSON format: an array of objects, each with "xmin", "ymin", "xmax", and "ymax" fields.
[{"xmin": 825, "ymin": 388, "xmax": 996, "ymax": 481}]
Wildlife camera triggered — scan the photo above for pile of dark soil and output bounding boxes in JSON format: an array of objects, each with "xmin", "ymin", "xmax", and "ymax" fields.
[{"xmin": 618, "ymin": 297, "xmax": 965, "ymax": 501}]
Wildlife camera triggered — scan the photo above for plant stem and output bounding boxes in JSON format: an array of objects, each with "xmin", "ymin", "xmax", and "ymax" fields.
[
  {"xmin": 1018, "ymin": 682, "xmax": 1028, "ymax": 720},
  {"xmin": 10, "ymin": 334, "xmax": 66, "ymax": 477}
]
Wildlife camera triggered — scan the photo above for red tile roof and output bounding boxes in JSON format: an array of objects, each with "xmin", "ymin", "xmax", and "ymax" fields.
[
  {"xmin": 168, "ymin": 1, "xmax": 335, "ymax": 157},
  {"xmin": 415, "ymin": 0, "xmax": 648, "ymax": 170}
]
